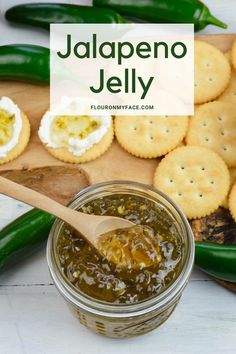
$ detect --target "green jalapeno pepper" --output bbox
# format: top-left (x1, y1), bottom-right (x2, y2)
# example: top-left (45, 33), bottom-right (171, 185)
top-left (5, 3), bottom-right (128, 31)
top-left (0, 44), bottom-right (49, 84)
top-left (0, 209), bottom-right (55, 271)
top-left (93, 0), bottom-right (227, 31)
top-left (195, 241), bottom-right (236, 283)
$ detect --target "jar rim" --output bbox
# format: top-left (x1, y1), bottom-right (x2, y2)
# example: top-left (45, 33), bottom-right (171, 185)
top-left (47, 180), bottom-right (194, 318)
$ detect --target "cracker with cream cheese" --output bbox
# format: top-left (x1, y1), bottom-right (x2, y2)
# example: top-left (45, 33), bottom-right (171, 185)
top-left (39, 113), bottom-right (113, 163)
top-left (0, 97), bottom-right (30, 165)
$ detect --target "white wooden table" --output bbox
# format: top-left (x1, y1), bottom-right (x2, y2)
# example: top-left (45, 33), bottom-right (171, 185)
top-left (0, 1), bottom-right (236, 353)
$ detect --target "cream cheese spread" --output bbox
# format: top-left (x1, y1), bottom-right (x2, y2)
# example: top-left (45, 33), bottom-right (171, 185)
top-left (38, 98), bottom-right (111, 157)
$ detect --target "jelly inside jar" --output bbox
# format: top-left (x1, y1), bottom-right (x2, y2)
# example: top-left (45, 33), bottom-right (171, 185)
top-left (57, 194), bottom-right (184, 304)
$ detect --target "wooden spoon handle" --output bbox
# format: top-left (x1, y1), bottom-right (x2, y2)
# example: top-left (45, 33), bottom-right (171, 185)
top-left (0, 176), bottom-right (91, 228)
top-left (0, 176), bottom-right (134, 247)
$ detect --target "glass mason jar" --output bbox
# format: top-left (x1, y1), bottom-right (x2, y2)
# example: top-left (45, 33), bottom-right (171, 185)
top-left (47, 181), bottom-right (194, 338)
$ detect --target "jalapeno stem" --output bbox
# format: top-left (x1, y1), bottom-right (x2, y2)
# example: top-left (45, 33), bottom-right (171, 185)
top-left (198, 6), bottom-right (227, 31)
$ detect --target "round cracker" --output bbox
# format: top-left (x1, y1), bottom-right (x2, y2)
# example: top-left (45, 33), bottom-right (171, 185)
top-left (115, 116), bottom-right (189, 158)
top-left (0, 111), bottom-right (30, 165)
top-left (229, 182), bottom-right (236, 222)
top-left (194, 41), bottom-right (231, 104)
top-left (45, 124), bottom-right (114, 163)
top-left (232, 39), bottom-right (236, 71)
top-left (153, 146), bottom-right (230, 219)
top-left (186, 101), bottom-right (236, 167)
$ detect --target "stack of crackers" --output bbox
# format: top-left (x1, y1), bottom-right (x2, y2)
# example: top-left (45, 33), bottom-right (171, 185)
top-left (114, 39), bottom-right (236, 221)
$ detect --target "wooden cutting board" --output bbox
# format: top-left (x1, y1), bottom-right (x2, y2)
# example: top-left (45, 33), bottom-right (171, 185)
top-left (0, 34), bottom-right (236, 290)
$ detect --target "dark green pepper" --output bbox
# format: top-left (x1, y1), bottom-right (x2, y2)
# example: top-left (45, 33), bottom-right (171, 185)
top-left (5, 3), bottom-right (128, 31)
top-left (0, 209), bottom-right (55, 271)
top-left (0, 44), bottom-right (49, 84)
top-left (195, 241), bottom-right (236, 283)
top-left (93, 0), bottom-right (227, 31)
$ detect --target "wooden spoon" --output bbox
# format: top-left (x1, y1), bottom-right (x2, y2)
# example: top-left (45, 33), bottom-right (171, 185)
top-left (0, 176), bottom-right (134, 249)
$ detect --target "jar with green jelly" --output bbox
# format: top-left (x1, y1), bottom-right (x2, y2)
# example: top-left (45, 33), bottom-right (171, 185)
top-left (47, 181), bottom-right (194, 338)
